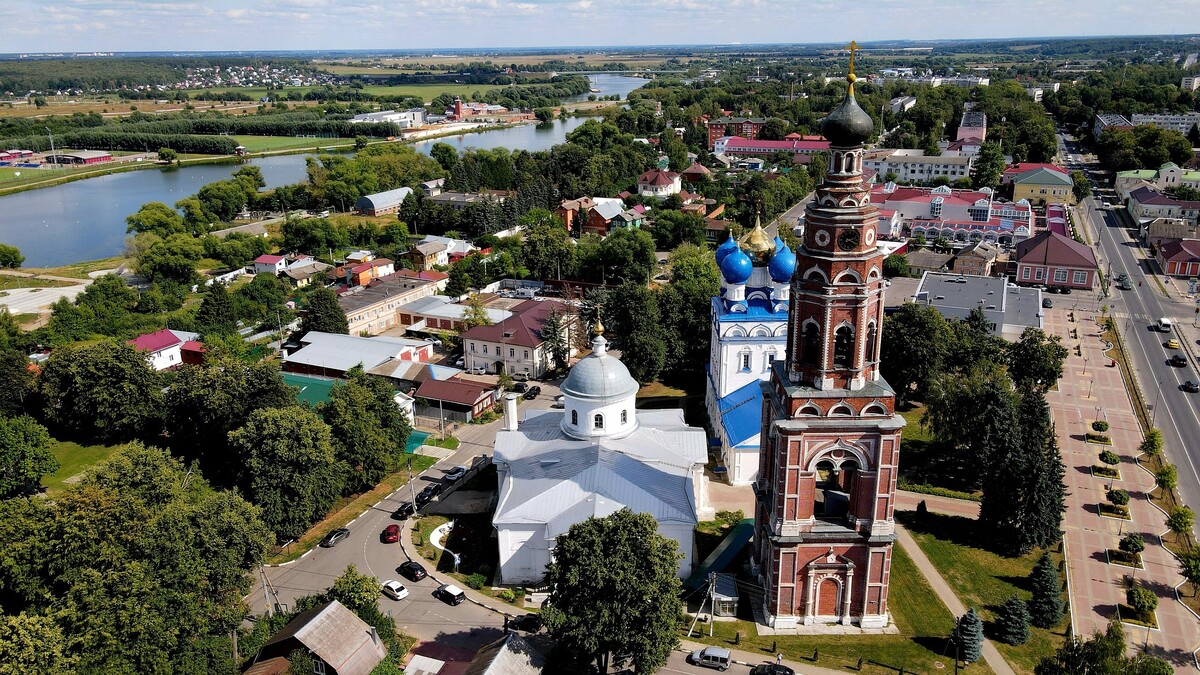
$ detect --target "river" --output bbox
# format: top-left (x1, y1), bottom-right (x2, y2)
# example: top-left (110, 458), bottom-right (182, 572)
top-left (0, 74), bottom-right (646, 267)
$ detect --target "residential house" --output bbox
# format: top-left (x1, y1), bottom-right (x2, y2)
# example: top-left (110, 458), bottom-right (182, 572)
top-left (582, 198), bottom-right (627, 236)
top-left (355, 187), bottom-right (412, 216)
top-left (1115, 163), bottom-right (1200, 197)
top-left (706, 116), bottom-right (768, 148)
top-left (396, 295), bottom-right (512, 333)
top-left (870, 183), bottom-right (1034, 245)
top-left (1127, 186), bottom-right (1200, 226)
top-left (461, 299), bottom-right (578, 378)
top-left (404, 242), bottom-right (446, 271)
top-left (1002, 163), bottom-right (1068, 184)
top-left (283, 261), bottom-right (332, 288)
top-left (636, 169), bottom-right (683, 199)
top-left (282, 331), bottom-right (432, 379)
top-left (336, 276), bottom-right (438, 336)
top-left (339, 258), bottom-right (395, 287)
top-left (1011, 167), bottom-right (1074, 206)
top-left (556, 197), bottom-right (596, 232)
top-left (1157, 239), bottom-right (1200, 278)
top-left (957, 111), bottom-right (987, 142)
top-left (462, 633), bottom-right (546, 675)
top-left (252, 254), bottom-right (287, 276)
top-left (413, 378), bottom-right (496, 421)
top-left (245, 600), bottom-right (386, 675)
top-left (129, 329), bottom-right (201, 371)
top-left (718, 136), bottom-right (831, 164)
top-left (905, 248), bottom-right (954, 274)
top-left (1144, 217), bottom-right (1197, 249)
top-left (681, 162), bottom-right (713, 183)
top-left (889, 96), bottom-right (917, 113)
top-left (392, 268), bottom-right (451, 293)
top-left (418, 235), bottom-right (479, 264)
top-left (1093, 113), bottom-right (1133, 141)
top-left (492, 331), bottom-right (710, 584)
top-left (953, 240), bottom-right (1002, 276)
top-left (1130, 112), bottom-right (1200, 136)
top-left (1014, 230), bottom-right (1097, 289)
top-left (862, 149), bottom-right (974, 183)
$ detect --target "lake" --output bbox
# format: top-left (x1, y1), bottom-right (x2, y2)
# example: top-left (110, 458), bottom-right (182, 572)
top-left (0, 74), bottom-right (646, 267)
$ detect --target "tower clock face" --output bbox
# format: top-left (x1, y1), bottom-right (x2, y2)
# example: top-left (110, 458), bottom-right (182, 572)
top-left (837, 229), bottom-right (860, 251)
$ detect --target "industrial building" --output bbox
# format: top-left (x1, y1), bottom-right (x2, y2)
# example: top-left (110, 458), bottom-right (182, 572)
top-left (355, 187), bottom-right (412, 216)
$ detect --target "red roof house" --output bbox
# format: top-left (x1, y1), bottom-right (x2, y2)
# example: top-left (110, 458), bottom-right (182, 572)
top-left (1014, 230), bottom-right (1097, 289)
top-left (414, 378), bottom-right (497, 420)
top-left (1156, 239), bottom-right (1200, 278)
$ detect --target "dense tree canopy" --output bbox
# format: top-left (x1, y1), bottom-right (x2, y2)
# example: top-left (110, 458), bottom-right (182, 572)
top-left (38, 340), bottom-right (163, 443)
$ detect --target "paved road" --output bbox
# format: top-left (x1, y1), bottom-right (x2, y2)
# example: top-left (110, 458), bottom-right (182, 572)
top-left (768, 192), bottom-right (815, 239)
top-left (1060, 130), bottom-right (1200, 530)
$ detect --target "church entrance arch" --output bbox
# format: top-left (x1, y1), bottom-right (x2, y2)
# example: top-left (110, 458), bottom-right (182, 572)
top-left (817, 577), bottom-right (842, 618)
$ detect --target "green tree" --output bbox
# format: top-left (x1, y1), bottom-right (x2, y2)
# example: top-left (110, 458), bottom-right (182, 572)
top-left (606, 282), bottom-right (666, 382)
top-left (0, 244), bottom-right (24, 269)
top-left (598, 227), bottom-right (656, 285)
top-left (195, 282), bottom-right (239, 338)
top-left (132, 232), bottom-right (204, 284)
top-left (1156, 463), bottom-right (1178, 494)
top-left (429, 142), bottom-right (459, 172)
top-left (0, 415), bottom-right (58, 498)
top-left (1119, 533), bottom-right (1145, 557)
top-left (883, 254), bottom-right (910, 278)
top-left (520, 208), bottom-right (574, 280)
top-left (156, 147), bottom-right (177, 163)
top-left (1071, 170), bottom-right (1091, 202)
top-left (650, 210), bottom-right (706, 250)
top-left (880, 303), bottom-right (953, 404)
top-left (164, 356), bottom-right (295, 484)
top-left (1166, 505), bottom-right (1195, 546)
top-left (1035, 620), bottom-right (1164, 675)
top-left (38, 340), bottom-right (163, 443)
top-left (995, 596), bottom-right (1031, 646)
top-left (1178, 548), bottom-right (1200, 593)
top-left (1140, 428), bottom-right (1163, 458)
top-left (328, 564), bottom-right (379, 614)
top-left (231, 406), bottom-right (343, 541)
top-left (0, 612), bottom-right (73, 674)
top-left (1028, 552), bottom-right (1064, 629)
top-left (1127, 585), bottom-right (1157, 615)
top-left (1007, 327), bottom-right (1068, 392)
top-left (125, 201), bottom-right (186, 237)
top-left (0, 347), bottom-right (36, 418)
top-left (354, 135), bottom-right (368, 151)
top-left (952, 607), bottom-right (984, 664)
top-left (461, 293), bottom-right (493, 330)
top-left (926, 363), bottom-right (1017, 489)
top-left (970, 141), bottom-right (1005, 188)
top-left (300, 286), bottom-right (348, 336)
top-left (542, 306), bottom-right (571, 372)
top-left (319, 366), bottom-right (412, 494)
top-left (1022, 389), bottom-right (1067, 552)
top-left (542, 509), bottom-right (682, 674)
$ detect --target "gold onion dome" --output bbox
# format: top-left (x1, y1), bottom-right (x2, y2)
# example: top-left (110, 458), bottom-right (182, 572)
top-left (738, 217), bottom-right (776, 265)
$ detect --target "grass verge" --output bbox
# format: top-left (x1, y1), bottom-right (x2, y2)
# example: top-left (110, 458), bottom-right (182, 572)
top-left (0, 275), bottom-right (77, 291)
top-left (42, 438), bottom-right (124, 496)
top-left (898, 510), bottom-right (1068, 673)
top-left (23, 256), bottom-right (126, 279)
top-left (266, 455), bottom-right (437, 564)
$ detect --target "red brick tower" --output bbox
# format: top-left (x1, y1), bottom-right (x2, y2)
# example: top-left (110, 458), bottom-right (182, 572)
top-left (754, 50), bottom-right (905, 630)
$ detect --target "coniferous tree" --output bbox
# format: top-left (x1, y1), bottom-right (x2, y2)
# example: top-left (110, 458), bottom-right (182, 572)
top-left (952, 608), bottom-right (984, 664)
top-left (1023, 389), bottom-right (1066, 551)
top-left (194, 282), bottom-right (238, 338)
top-left (1028, 552), bottom-right (1064, 628)
top-left (995, 596), bottom-right (1031, 646)
top-left (299, 287), bottom-right (348, 336)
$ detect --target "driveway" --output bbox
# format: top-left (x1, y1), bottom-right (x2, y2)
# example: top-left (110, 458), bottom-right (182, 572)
top-left (0, 284), bottom-right (86, 315)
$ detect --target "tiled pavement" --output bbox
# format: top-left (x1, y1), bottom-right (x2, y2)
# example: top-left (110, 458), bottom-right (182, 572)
top-left (1043, 306), bottom-right (1200, 671)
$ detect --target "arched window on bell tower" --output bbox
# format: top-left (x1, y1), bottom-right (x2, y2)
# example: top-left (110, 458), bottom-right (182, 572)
top-left (866, 321), bottom-right (878, 364)
top-left (801, 322), bottom-right (821, 367)
top-left (834, 325), bottom-right (855, 368)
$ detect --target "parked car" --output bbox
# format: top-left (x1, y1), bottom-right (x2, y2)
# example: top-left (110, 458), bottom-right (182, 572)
top-left (468, 366), bottom-right (487, 375)
top-left (392, 502), bottom-right (415, 520)
top-left (508, 613), bottom-right (543, 632)
top-left (511, 382), bottom-right (528, 393)
top-left (1171, 354), bottom-right (1188, 367)
top-left (688, 646), bottom-right (731, 671)
top-left (657, 258), bottom-right (668, 264)
top-left (434, 583), bottom-right (466, 606)
top-left (551, 395), bottom-right (565, 409)
top-left (1042, 298), bottom-right (1053, 308)
top-left (417, 483), bottom-right (442, 505)
top-left (319, 527), bottom-right (350, 548)
top-left (453, 356), bottom-right (465, 367)
top-left (443, 465), bottom-right (468, 482)
top-left (381, 580), bottom-right (409, 601)
top-left (751, 665), bottom-right (795, 675)
top-left (511, 372), bottom-right (531, 382)
top-left (398, 560), bottom-right (427, 582)
top-left (423, 337), bottom-right (443, 346)
top-left (523, 385), bottom-right (542, 400)
top-left (381, 524), bottom-right (400, 543)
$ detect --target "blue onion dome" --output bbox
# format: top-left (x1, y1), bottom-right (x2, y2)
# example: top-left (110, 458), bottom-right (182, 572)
top-left (821, 78), bottom-right (874, 147)
top-left (720, 247), bottom-right (753, 284)
top-left (769, 242), bottom-right (797, 283)
top-left (715, 235), bottom-right (740, 267)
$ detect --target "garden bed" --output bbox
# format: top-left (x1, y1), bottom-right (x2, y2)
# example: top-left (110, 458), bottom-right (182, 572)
top-left (1106, 549), bottom-right (1143, 569)
top-left (1091, 465), bottom-right (1120, 479)
top-left (1118, 605), bottom-right (1159, 629)
top-left (1098, 503), bottom-right (1131, 520)
top-left (1085, 433), bottom-right (1112, 445)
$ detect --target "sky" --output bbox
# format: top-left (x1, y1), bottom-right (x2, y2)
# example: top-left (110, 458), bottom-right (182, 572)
top-left (2, 0), bottom-right (1198, 53)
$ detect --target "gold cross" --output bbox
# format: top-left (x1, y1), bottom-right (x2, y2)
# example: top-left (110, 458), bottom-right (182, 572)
top-left (847, 40), bottom-right (859, 77)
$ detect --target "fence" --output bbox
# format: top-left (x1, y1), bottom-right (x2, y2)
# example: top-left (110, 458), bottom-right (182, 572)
top-left (415, 405), bottom-right (471, 425)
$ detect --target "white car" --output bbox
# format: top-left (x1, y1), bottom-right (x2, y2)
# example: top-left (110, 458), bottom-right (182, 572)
top-left (381, 580), bottom-right (409, 601)
top-left (468, 366), bottom-right (487, 375)
top-left (453, 356), bottom-right (465, 367)
top-left (424, 337), bottom-right (443, 347)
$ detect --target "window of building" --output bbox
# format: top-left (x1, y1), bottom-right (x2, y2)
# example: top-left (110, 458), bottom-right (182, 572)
top-left (593, 414), bottom-right (604, 430)
top-left (524, 350), bottom-right (530, 358)
top-left (1021, 267), bottom-right (1031, 280)
top-left (313, 661), bottom-right (326, 675)
top-left (470, 343), bottom-right (475, 352)
top-left (1034, 268), bottom-right (1045, 280)
top-left (571, 410), bottom-right (578, 426)
top-left (1053, 269), bottom-right (1068, 283)
top-left (621, 410), bottom-right (628, 425)
top-left (866, 322), bottom-right (878, 363)
top-left (509, 348), bottom-right (515, 358)
top-left (766, 353), bottom-right (776, 370)
top-left (482, 345), bottom-right (488, 354)
top-left (1073, 270), bottom-right (1088, 284)
top-left (740, 353), bottom-right (751, 371)
top-left (834, 325), bottom-right (855, 367)
top-left (802, 324), bottom-right (821, 366)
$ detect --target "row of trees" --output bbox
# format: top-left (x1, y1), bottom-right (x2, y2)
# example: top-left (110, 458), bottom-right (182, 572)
top-left (1095, 124), bottom-right (1194, 172)
top-left (1, 129), bottom-right (240, 154)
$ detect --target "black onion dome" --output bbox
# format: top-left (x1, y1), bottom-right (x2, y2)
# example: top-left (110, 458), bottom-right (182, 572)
top-left (821, 84), bottom-right (874, 147)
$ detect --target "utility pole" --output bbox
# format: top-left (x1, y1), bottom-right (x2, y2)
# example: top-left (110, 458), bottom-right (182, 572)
top-left (259, 565), bottom-right (273, 617)
top-left (45, 126), bottom-right (56, 168)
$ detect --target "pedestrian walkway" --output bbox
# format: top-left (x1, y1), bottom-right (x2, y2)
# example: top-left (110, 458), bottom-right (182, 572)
top-left (1042, 306), bottom-right (1200, 671)
top-left (896, 525), bottom-right (1018, 675)
top-left (896, 490), bottom-right (981, 518)
top-left (677, 638), bottom-right (847, 675)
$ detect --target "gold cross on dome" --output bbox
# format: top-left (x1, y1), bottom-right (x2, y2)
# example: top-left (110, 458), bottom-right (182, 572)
top-left (847, 40), bottom-right (860, 78)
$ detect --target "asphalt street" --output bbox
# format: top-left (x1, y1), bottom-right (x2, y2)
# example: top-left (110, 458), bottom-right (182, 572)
top-left (1059, 131), bottom-right (1200, 519)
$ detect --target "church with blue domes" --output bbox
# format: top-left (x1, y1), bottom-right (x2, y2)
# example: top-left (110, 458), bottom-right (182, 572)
top-left (705, 218), bottom-right (797, 485)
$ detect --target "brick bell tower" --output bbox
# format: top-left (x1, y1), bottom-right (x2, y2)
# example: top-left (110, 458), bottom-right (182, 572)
top-left (754, 45), bottom-right (905, 630)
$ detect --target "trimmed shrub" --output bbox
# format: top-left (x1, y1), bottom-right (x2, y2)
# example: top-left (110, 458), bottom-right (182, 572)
top-left (1092, 420), bottom-right (1109, 432)
top-left (1107, 488), bottom-right (1130, 506)
top-left (466, 572), bottom-right (487, 590)
top-left (1127, 585), bottom-right (1158, 614)
top-left (1099, 450), bottom-right (1121, 466)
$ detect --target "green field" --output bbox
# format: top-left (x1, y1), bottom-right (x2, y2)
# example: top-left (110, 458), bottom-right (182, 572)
top-left (0, 275), bottom-right (76, 291)
top-left (43, 439), bottom-right (124, 496)
top-left (231, 135), bottom-right (355, 153)
top-left (198, 82), bottom-right (532, 104)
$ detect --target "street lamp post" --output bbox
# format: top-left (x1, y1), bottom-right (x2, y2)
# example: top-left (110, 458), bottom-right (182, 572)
top-left (45, 126), bottom-right (56, 167)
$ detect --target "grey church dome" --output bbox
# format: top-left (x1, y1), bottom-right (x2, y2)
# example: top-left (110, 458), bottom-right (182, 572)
top-left (821, 82), bottom-right (874, 147)
top-left (560, 335), bottom-right (639, 403)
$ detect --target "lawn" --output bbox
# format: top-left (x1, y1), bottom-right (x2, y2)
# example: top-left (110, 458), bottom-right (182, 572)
top-left (231, 135), bottom-right (356, 153)
top-left (42, 438), bottom-right (124, 496)
top-left (686, 543), bottom-right (979, 674)
top-left (898, 510), bottom-right (1069, 673)
top-left (23, 256), bottom-right (126, 279)
top-left (896, 402), bottom-right (983, 498)
top-left (0, 275), bottom-right (76, 291)
top-left (198, 82), bottom-right (530, 103)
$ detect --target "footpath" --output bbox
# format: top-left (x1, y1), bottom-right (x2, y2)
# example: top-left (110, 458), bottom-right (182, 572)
top-left (1042, 305), bottom-right (1200, 671)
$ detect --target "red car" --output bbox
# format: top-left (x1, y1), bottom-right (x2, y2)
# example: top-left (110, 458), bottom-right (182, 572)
top-left (382, 524), bottom-right (400, 543)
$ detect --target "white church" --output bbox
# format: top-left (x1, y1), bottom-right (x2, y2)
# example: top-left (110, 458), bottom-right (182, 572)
top-left (704, 222), bottom-right (796, 485)
top-left (492, 322), bottom-right (712, 584)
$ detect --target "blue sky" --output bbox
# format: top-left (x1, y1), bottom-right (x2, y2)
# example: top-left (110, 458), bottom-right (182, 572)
top-left (1, 0), bottom-right (1195, 52)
